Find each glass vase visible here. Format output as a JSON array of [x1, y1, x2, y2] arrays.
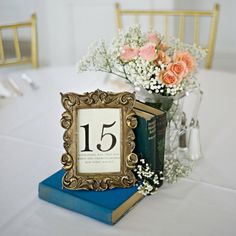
[[135, 87, 203, 164], [165, 96, 185, 160]]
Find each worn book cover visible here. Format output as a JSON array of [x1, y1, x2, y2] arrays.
[[38, 170, 143, 225], [134, 100, 167, 176], [134, 108, 157, 173]]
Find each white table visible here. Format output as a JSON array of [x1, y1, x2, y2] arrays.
[[0, 66, 236, 236]]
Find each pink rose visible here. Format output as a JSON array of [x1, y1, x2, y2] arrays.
[[160, 71, 179, 86], [173, 51, 195, 72], [148, 33, 160, 45], [120, 45, 139, 62], [139, 43, 157, 61], [155, 50, 171, 64], [167, 61, 188, 78]]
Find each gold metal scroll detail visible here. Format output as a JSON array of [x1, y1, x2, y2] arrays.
[[60, 89, 138, 191]]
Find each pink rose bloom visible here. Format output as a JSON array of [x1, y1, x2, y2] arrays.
[[167, 61, 188, 78], [139, 43, 157, 61], [160, 70, 179, 86], [120, 45, 139, 62], [155, 50, 171, 64], [173, 51, 195, 72], [148, 33, 160, 45]]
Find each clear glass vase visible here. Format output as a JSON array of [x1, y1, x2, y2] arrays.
[[135, 87, 203, 167], [165, 96, 185, 160]]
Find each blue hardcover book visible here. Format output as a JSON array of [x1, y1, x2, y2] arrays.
[[38, 170, 143, 225]]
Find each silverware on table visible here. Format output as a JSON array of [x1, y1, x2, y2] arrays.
[[21, 73, 39, 90]]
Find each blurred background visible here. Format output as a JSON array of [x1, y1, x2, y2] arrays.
[[0, 0, 236, 72]]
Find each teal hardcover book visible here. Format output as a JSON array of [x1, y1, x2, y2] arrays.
[[134, 109, 157, 172], [156, 113, 167, 172], [134, 101, 167, 176], [38, 170, 143, 225]]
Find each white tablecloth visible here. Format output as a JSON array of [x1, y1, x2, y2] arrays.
[[0, 66, 236, 236]]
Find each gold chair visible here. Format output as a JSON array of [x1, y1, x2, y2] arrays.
[[115, 3, 219, 69], [0, 13, 38, 68]]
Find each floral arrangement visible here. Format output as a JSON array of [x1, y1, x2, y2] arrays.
[[78, 25, 206, 97], [78, 26, 206, 193]]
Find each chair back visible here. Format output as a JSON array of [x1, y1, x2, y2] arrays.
[[0, 13, 38, 68], [115, 3, 219, 69]]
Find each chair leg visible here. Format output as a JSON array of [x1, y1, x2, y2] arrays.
[[31, 13, 39, 68]]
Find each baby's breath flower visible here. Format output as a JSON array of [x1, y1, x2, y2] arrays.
[[164, 159, 193, 183], [133, 156, 163, 196]]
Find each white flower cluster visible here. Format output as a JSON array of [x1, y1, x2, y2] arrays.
[[125, 58, 160, 86], [164, 159, 193, 183], [78, 40, 116, 74], [134, 158, 164, 196]]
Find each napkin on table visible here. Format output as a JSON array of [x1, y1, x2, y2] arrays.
[[0, 81, 12, 98]]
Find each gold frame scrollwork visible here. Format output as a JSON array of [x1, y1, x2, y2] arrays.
[[60, 89, 138, 191]]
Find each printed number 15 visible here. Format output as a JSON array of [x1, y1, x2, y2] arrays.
[[80, 121, 117, 152]]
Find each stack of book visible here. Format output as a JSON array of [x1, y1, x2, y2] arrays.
[[38, 100, 167, 225], [134, 101, 167, 180]]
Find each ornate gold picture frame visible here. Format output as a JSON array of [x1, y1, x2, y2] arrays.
[[60, 89, 138, 191]]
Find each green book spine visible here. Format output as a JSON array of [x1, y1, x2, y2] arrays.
[[156, 113, 167, 174], [134, 115, 157, 173]]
